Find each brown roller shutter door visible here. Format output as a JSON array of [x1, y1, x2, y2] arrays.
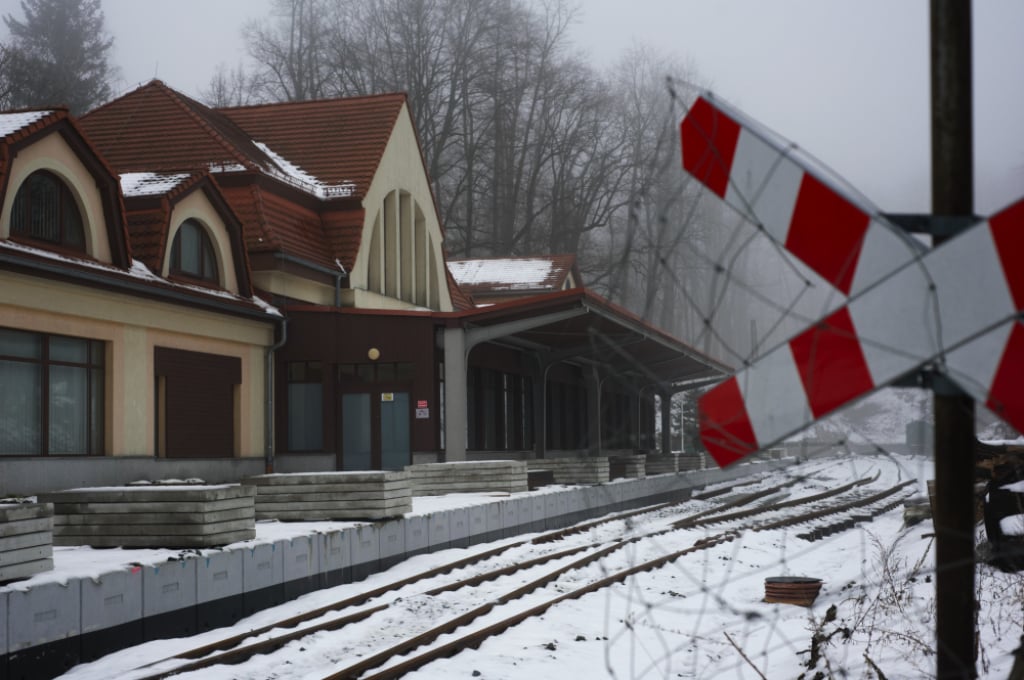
[[154, 347, 241, 459]]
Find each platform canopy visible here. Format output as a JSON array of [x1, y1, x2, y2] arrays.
[[455, 288, 729, 390]]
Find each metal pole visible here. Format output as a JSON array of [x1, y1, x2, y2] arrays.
[[930, 2, 976, 677]]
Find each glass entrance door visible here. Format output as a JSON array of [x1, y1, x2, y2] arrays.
[[380, 391, 410, 470], [340, 390, 410, 470], [341, 393, 371, 470]]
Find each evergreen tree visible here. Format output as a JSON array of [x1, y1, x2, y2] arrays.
[[3, 0, 116, 114]]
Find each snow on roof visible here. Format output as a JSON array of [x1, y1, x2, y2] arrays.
[[253, 139, 356, 199], [119, 172, 191, 197], [448, 258, 559, 291], [0, 110, 51, 138], [0, 239, 280, 316], [208, 161, 247, 174]]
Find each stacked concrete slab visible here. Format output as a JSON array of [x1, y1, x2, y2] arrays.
[[405, 461, 529, 495], [644, 455, 679, 475], [246, 471, 412, 520], [528, 457, 609, 484], [0, 503, 53, 583], [38, 485, 255, 548], [609, 455, 646, 480], [677, 453, 707, 471]]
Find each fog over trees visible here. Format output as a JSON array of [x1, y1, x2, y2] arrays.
[[200, 0, 741, 352], [0, 0, 805, 367], [1, 0, 117, 114]]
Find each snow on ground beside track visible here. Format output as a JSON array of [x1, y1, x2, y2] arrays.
[[56, 452, 1024, 680]]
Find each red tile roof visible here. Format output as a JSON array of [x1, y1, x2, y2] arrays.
[[78, 81, 409, 275], [219, 93, 407, 197], [250, 187, 333, 266], [80, 81, 275, 175], [77, 81, 468, 309], [123, 205, 166, 273]]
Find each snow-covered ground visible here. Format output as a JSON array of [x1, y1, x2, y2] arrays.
[[52, 452, 1024, 680]]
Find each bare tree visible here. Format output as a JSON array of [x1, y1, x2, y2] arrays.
[[214, 0, 721, 342], [324, 0, 506, 255], [201, 63, 264, 108], [241, 0, 336, 102], [590, 48, 712, 340]]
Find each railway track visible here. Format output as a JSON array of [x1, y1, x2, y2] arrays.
[[122, 466, 917, 680]]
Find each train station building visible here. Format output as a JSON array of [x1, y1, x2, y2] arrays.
[[0, 81, 725, 494]]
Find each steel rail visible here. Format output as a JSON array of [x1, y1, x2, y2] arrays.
[[322, 480, 915, 680], [129, 474, 907, 680]]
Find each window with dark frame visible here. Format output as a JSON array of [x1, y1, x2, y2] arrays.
[[10, 170, 86, 251], [169, 219, 218, 283], [287, 361, 324, 451], [468, 367, 533, 451], [337, 362, 414, 386], [0, 327, 104, 455]]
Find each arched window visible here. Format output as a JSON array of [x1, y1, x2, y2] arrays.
[[10, 170, 86, 251], [169, 219, 218, 284]]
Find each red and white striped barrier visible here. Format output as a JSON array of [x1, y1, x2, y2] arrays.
[[680, 93, 1024, 466]]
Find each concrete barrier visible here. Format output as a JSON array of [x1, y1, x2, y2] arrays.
[[404, 515, 429, 559], [241, 542, 284, 615], [467, 505, 488, 543], [351, 524, 380, 581], [6, 578, 80, 678], [142, 558, 197, 641], [450, 507, 471, 549], [427, 510, 452, 551], [484, 502, 504, 543], [282, 535, 320, 600], [379, 520, 406, 570], [80, 566, 143, 660], [319, 530, 351, 587], [197, 551, 243, 632]]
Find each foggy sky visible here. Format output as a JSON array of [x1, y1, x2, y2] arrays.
[[2, 0, 1022, 214]]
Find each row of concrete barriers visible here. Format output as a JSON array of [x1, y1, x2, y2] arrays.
[[17, 456, 708, 553], [0, 455, 771, 680]]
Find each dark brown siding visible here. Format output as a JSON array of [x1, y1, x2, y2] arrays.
[[278, 311, 440, 458], [155, 347, 241, 458]]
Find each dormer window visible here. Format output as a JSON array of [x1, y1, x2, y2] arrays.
[[10, 170, 86, 251], [169, 219, 218, 284]]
